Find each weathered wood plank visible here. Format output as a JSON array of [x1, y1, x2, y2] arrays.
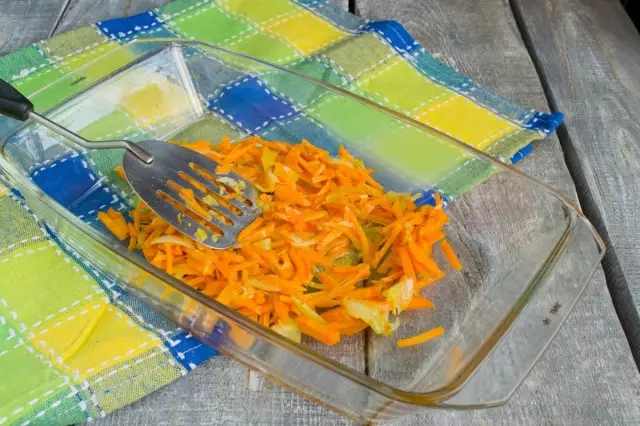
[[54, 0, 168, 34], [357, 0, 640, 424], [0, 0, 69, 54], [55, 0, 350, 34], [512, 0, 640, 363], [100, 356, 352, 425]]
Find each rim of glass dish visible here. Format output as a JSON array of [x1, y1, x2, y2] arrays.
[[0, 38, 606, 407]]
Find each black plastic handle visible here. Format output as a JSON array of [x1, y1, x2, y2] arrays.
[[0, 78, 34, 121]]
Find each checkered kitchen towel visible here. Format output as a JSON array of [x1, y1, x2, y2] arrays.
[[0, 0, 562, 424]]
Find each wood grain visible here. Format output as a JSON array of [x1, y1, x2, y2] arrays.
[[357, 0, 640, 423], [55, 0, 350, 34], [512, 0, 640, 364], [100, 356, 353, 425], [53, 0, 169, 34], [0, 0, 69, 54]]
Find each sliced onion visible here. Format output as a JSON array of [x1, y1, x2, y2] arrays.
[[253, 238, 272, 251], [267, 169, 278, 185], [150, 235, 195, 249], [247, 278, 279, 292], [272, 319, 301, 343], [288, 234, 316, 247], [217, 177, 237, 187], [328, 157, 352, 167], [344, 299, 392, 335], [382, 277, 414, 315], [261, 147, 277, 172], [292, 297, 326, 323]]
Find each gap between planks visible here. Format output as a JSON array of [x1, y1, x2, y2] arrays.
[[48, 0, 73, 38]]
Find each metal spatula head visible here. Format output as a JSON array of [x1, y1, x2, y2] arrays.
[[123, 140, 261, 249]]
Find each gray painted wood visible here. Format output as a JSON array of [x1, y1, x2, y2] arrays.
[[53, 0, 350, 34], [512, 0, 640, 364], [54, 0, 169, 34], [0, 0, 69, 54], [101, 278, 640, 425], [98, 356, 353, 425], [54, 0, 348, 35], [1, 0, 639, 424], [356, 0, 640, 423]]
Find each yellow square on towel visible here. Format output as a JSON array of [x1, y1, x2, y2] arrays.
[[119, 78, 196, 128], [357, 56, 453, 113], [0, 242, 103, 327], [264, 10, 348, 55], [416, 94, 519, 149], [29, 301, 162, 380]]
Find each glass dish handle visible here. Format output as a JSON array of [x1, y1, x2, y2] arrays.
[[441, 213, 603, 407]]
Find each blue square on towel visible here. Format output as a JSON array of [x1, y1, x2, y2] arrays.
[[258, 114, 343, 155], [165, 331, 218, 370], [67, 183, 125, 226], [208, 76, 299, 133], [30, 152, 97, 208], [364, 20, 420, 54], [98, 10, 161, 40]]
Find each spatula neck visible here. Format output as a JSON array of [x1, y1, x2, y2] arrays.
[[28, 111, 153, 164]]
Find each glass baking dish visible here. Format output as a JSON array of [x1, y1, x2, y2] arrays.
[[0, 40, 604, 423]]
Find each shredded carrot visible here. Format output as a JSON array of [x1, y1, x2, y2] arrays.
[[98, 208, 128, 240], [343, 285, 382, 300], [273, 295, 290, 321], [115, 165, 127, 181], [440, 239, 462, 270], [405, 295, 435, 311], [103, 136, 461, 347], [339, 322, 370, 336], [397, 326, 445, 348], [260, 313, 270, 328], [295, 316, 341, 346]]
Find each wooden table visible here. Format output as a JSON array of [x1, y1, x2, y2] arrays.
[[2, 0, 640, 424]]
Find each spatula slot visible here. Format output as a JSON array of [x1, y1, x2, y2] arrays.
[[157, 190, 225, 237], [176, 170, 242, 220], [188, 163, 254, 212], [165, 180, 234, 226]]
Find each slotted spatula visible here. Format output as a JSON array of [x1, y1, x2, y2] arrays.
[[0, 79, 260, 249]]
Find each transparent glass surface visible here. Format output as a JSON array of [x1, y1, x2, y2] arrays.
[[0, 40, 604, 423]]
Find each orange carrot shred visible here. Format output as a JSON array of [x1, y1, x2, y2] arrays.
[[397, 326, 444, 348], [295, 316, 340, 346], [440, 240, 462, 270], [343, 285, 382, 300], [273, 296, 290, 321], [115, 165, 126, 181], [398, 247, 417, 283], [405, 295, 435, 311], [98, 209, 128, 240]]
